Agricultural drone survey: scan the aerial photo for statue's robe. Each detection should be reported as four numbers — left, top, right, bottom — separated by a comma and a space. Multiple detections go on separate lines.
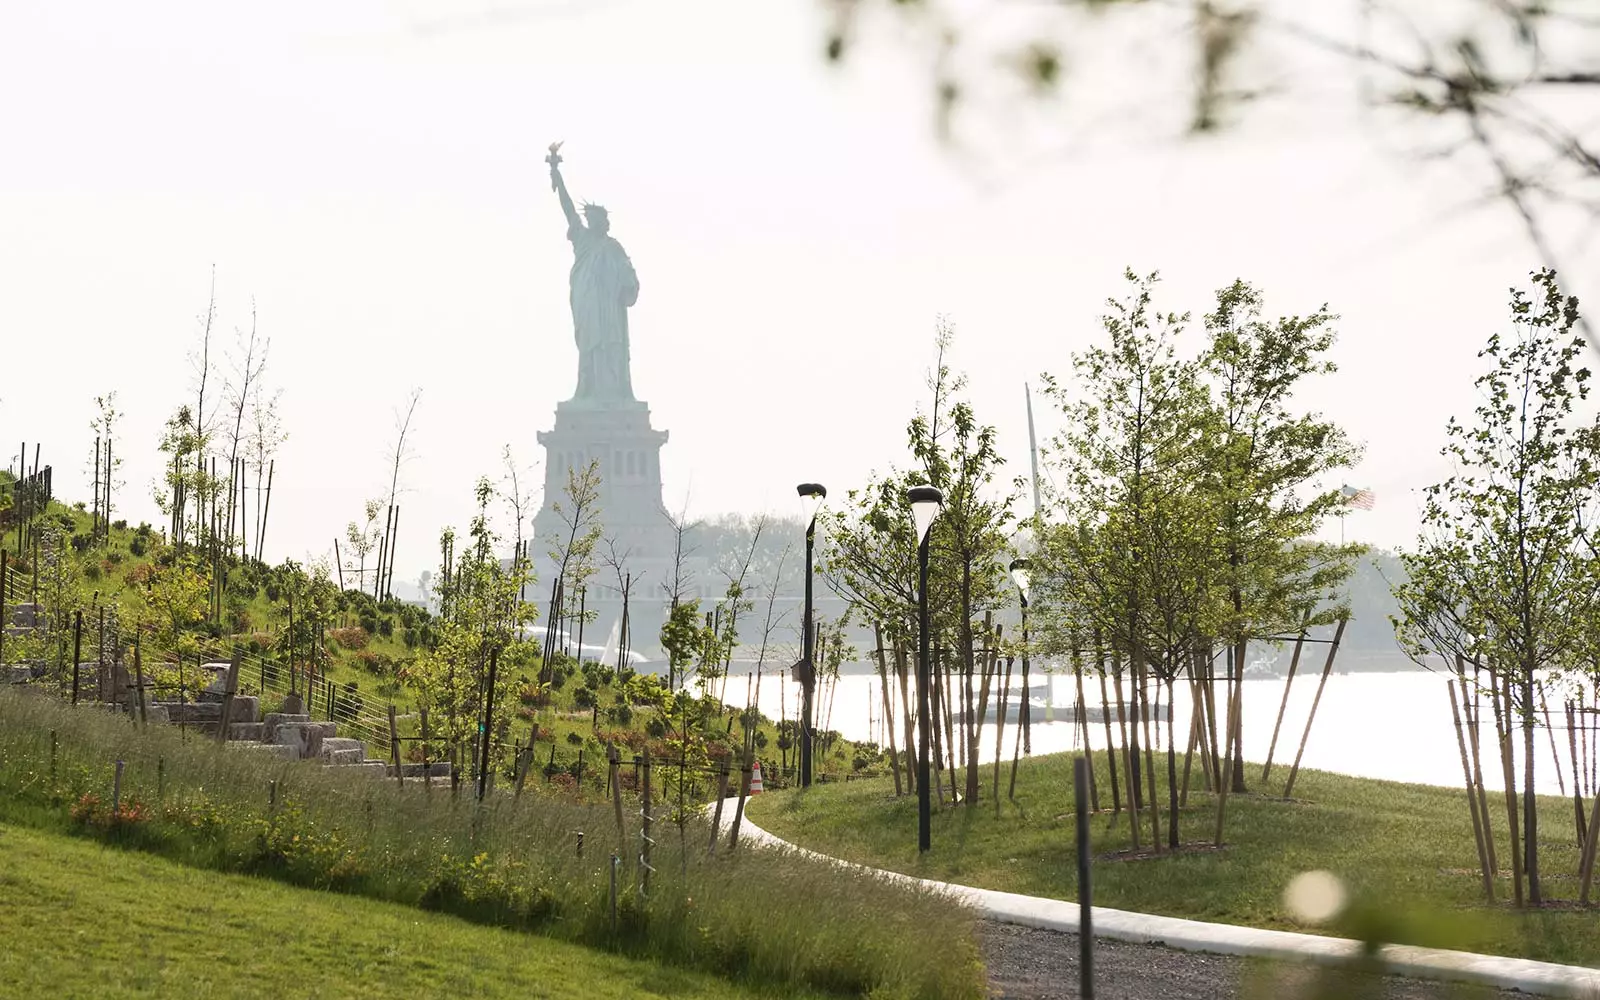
568, 221, 640, 403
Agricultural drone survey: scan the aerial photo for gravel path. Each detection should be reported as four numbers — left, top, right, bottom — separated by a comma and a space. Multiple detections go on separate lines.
979, 921, 1518, 1000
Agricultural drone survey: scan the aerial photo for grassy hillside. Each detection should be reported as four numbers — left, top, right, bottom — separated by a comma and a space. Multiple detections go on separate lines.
0, 688, 984, 999
747, 750, 1600, 968
2, 497, 881, 794
0, 821, 814, 1000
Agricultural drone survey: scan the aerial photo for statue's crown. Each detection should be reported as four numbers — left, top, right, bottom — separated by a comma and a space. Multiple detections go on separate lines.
582, 201, 608, 217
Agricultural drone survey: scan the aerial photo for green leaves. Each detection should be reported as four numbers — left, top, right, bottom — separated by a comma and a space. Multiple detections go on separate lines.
1394, 269, 1600, 684
1039, 270, 1358, 671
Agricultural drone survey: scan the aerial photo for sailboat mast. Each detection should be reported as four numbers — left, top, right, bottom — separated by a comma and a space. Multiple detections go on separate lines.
1025, 383, 1043, 519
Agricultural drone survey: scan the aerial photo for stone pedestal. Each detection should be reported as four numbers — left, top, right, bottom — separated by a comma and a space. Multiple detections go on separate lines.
534, 398, 672, 561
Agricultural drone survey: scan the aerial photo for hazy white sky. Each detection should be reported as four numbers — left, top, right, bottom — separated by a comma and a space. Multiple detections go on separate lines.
2, 0, 1594, 578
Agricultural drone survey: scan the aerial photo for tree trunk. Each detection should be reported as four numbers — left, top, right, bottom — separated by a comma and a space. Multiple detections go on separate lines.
1523, 671, 1541, 904
1488, 665, 1525, 907
1167, 675, 1179, 849
874, 626, 902, 797
1098, 658, 1122, 816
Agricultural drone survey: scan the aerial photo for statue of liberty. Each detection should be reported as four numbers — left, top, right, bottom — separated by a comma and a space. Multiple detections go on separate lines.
546, 142, 640, 404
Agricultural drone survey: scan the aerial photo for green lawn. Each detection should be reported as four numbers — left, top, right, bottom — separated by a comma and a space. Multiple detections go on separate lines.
0, 822, 813, 1000
747, 752, 1600, 967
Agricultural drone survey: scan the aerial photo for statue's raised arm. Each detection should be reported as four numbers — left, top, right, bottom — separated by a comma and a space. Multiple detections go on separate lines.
546, 142, 582, 234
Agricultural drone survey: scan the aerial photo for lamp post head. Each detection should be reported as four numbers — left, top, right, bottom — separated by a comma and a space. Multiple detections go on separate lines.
797, 482, 827, 528
1008, 558, 1032, 602
907, 485, 944, 543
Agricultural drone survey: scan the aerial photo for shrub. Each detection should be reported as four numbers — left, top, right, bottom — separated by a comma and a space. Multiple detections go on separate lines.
607, 703, 634, 726
377, 617, 394, 638
113, 519, 128, 531
328, 626, 369, 651
565, 731, 583, 746
572, 686, 597, 710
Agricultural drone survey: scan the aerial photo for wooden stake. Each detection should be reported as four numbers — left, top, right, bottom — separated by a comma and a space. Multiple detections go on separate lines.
873, 626, 902, 796
1488, 665, 1524, 907
1569, 702, 1588, 848
1261, 624, 1308, 783
1449, 681, 1495, 903
1283, 616, 1347, 800
1097, 656, 1121, 816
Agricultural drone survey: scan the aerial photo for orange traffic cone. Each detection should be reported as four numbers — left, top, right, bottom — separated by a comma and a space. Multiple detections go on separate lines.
749, 759, 764, 795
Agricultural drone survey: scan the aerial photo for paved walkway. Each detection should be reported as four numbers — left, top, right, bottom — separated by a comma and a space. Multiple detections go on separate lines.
722, 804, 1600, 998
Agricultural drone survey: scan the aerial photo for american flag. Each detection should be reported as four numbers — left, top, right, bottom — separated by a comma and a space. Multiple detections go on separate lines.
1340, 485, 1376, 510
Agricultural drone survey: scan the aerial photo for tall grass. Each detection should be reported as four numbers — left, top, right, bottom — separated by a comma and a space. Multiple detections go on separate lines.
0, 689, 982, 999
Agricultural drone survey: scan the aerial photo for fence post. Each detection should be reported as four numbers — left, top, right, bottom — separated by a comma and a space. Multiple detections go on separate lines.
388, 705, 403, 787
610, 744, 625, 850
420, 708, 432, 791
214, 650, 240, 744
112, 759, 125, 814
133, 635, 147, 727
639, 750, 654, 898
157, 757, 165, 801
514, 725, 539, 798
70, 610, 83, 705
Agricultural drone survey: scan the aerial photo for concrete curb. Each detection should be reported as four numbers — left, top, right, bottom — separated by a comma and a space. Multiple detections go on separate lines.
723, 803, 1600, 998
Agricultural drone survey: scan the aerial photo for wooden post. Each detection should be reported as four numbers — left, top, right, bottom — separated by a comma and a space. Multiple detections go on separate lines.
1579, 768, 1600, 904
994, 653, 1013, 815
1569, 702, 1587, 848
420, 708, 432, 791
133, 634, 147, 726
514, 724, 538, 798
1449, 681, 1495, 903
213, 652, 240, 744
1283, 617, 1347, 800
1073, 649, 1099, 811
873, 625, 902, 796
1261, 625, 1307, 783
70, 610, 83, 705
1488, 665, 1525, 907
1459, 665, 1497, 880
611, 744, 626, 847
707, 761, 730, 855
387, 705, 403, 786
0, 548, 8, 667
640, 750, 654, 897
1097, 660, 1121, 816
1214, 647, 1242, 846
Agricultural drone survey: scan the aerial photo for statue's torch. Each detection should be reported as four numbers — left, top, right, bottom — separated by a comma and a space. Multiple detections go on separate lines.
546, 141, 564, 191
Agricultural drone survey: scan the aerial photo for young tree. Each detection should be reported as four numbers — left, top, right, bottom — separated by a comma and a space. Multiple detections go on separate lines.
1041, 269, 1214, 848
246, 380, 287, 562
413, 478, 538, 782
344, 500, 383, 593
87, 392, 123, 543
909, 324, 1019, 805
1198, 279, 1361, 792
1393, 269, 1600, 905
543, 459, 603, 683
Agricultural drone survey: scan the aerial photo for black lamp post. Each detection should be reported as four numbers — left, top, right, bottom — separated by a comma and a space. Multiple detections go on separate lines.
908, 485, 943, 852
797, 483, 827, 787
1009, 558, 1033, 754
